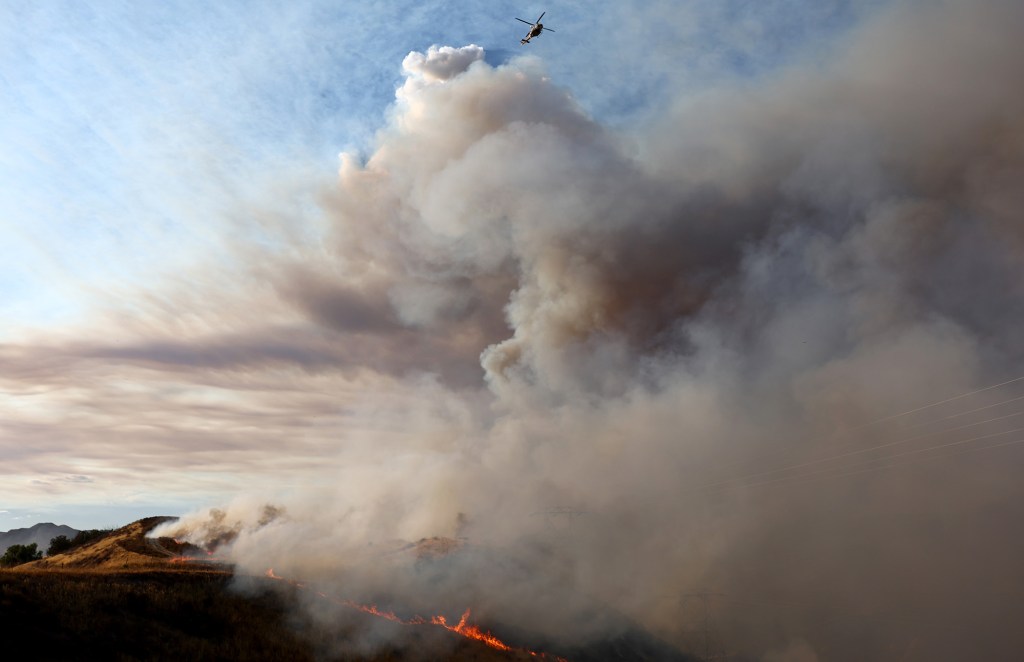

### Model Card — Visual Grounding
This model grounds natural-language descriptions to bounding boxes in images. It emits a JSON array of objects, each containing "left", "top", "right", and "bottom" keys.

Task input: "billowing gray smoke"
[{"left": 159, "top": 3, "right": 1024, "bottom": 660}]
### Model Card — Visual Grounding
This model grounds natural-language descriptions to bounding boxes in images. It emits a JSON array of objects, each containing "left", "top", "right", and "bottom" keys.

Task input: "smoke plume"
[{"left": 157, "top": 1, "right": 1024, "bottom": 659}]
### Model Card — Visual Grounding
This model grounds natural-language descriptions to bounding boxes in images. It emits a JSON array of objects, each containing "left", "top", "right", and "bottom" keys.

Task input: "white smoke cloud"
[
  {"left": 401, "top": 44, "right": 484, "bottom": 83},
  {"left": 137, "top": 0, "right": 1024, "bottom": 658}
]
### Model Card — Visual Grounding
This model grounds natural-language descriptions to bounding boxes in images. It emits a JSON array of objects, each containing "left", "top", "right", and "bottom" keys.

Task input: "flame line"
[{"left": 264, "top": 568, "right": 566, "bottom": 660}]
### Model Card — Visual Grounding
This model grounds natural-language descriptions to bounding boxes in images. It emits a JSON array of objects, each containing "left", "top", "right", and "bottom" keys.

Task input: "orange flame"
[
  {"left": 262, "top": 567, "right": 566, "bottom": 660},
  {"left": 432, "top": 609, "right": 513, "bottom": 651},
  {"left": 342, "top": 601, "right": 404, "bottom": 623}
]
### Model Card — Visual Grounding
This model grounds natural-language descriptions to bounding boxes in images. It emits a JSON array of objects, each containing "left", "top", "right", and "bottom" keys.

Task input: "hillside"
[
  {"left": 0, "top": 523, "right": 78, "bottom": 554},
  {"left": 0, "top": 569, "right": 529, "bottom": 662},
  {"left": 2, "top": 517, "right": 693, "bottom": 660},
  {"left": 17, "top": 516, "right": 197, "bottom": 571},
  {"left": 0, "top": 517, "right": 551, "bottom": 660}
]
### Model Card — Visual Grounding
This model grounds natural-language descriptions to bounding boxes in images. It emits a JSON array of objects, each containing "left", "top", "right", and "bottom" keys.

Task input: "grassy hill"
[
  {"left": 17, "top": 516, "right": 187, "bottom": 571},
  {"left": 0, "top": 517, "right": 547, "bottom": 661},
  {"left": 1, "top": 517, "right": 692, "bottom": 661},
  {"left": 0, "top": 568, "right": 550, "bottom": 661}
]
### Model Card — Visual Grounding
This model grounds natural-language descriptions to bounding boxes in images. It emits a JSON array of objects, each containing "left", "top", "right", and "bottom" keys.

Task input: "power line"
[
  {"left": 690, "top": 410, "right": 1024, "bottom": 493},
  {"left": 697, "top": 427, "right": 1024, "bottom": 495},
  {"left": 721, "top": 433, "right": 1024, "bottom": 495},
  {"left": 801, "top": 435, "right": 1024, "bottom": 486},
  {"left": 903, "top": 393, "right": 1024, "bottom": 430},
  {"left": 857, "top": 375, "right": 1024, "bottom": 428},
  {"left": 700, "top": 379, "right": 1024, "bottom": 489}
]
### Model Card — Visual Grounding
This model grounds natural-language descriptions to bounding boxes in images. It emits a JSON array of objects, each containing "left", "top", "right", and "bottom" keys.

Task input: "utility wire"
[
  {"left": 715, "top": 378, "right": 1024, "bottom": 474},
  {"left": 857, "top": 375, "right": 1024, "bottom": 428},
  {"left": 903, "top": 393, "right": 1024, "bottom": 430},
  {"left": 708, "top": 430, "right": 1024, "bottom": 495},
  {"left": 691, "top": 410, "right": 1024, "bottom": 493},
  {"left": 801, "top": 435, "right": 1024, "bottom": 486},
  {"left": 696, "top": 426, "right": 1024, "bottom": 494}
]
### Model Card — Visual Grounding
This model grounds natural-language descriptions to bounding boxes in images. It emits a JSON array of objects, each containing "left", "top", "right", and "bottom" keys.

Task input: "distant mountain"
[{"left": 0, "top": 523, "right": 79, "bottom": 555}]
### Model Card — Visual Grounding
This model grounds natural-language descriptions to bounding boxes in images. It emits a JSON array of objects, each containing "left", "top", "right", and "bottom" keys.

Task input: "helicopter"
[{"left": 516, "top": 11, "right": 554, "bottom": 45}]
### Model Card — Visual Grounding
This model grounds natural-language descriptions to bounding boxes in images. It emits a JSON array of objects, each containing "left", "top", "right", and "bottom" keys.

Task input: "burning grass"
[
  {"left": 264, "top": 567, "right": 565, "bottom": 660},
  {"left": 0, "top": 567, "right": 551, "bottom": 661},
  {"left": 2, "top": 518, "right": 687, "bottom": 660}
]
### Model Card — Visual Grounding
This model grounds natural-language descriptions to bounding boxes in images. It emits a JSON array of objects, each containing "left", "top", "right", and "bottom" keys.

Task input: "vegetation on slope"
[
  {"left": 0, "top": 568, "right": 537, "bottom": 661},
  {"left": 46, "top": 528, "right": 113, "bottom": 556},
  {"left": 1, "top": 543, "right": 43, "bottom": 567}
]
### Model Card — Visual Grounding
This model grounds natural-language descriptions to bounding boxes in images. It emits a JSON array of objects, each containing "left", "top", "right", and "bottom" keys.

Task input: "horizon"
[{"left": 0, "top": 507, "right": 182, "bottom": 533}]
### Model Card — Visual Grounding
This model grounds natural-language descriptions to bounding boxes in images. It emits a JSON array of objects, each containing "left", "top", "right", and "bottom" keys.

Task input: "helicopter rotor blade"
[
  {"left": 537, "top": 12, "right": 545, "bottom": 22},
  {"left": 515, "top": 17, "right": 534, "bottom": 25},
  {"left": 542, "top": 27, "right": 555, "bottom": 32}
]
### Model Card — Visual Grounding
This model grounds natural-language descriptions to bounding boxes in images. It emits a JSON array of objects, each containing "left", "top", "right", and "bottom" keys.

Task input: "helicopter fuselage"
[{"left": 517, "top": 12, "right": 552, "bottom": 45}]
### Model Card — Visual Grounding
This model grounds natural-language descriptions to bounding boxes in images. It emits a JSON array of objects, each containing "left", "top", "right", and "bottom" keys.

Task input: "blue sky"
[
  {"left": 0, "top": 0, "right": 873, "bottom": 328},
  {"left": 2, "top": 0, "right": 892, "bottom": 529}
]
